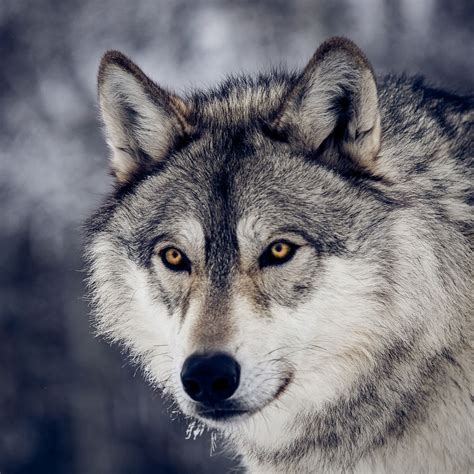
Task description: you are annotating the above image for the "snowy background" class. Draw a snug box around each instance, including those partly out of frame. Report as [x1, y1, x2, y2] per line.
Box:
[0, 1, 472, 473]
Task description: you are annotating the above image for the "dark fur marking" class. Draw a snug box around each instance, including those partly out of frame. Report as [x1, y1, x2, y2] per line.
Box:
[413, 162, 429, 174]
[179, 290, 191, 325]
[292, 284, 312, 296]
[259, 119, 290, 143]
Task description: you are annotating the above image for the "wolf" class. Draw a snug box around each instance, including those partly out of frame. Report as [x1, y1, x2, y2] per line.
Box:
[85, 37, 473, 473]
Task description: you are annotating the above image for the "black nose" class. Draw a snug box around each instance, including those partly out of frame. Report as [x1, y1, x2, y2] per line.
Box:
[181, 352, 240, 404]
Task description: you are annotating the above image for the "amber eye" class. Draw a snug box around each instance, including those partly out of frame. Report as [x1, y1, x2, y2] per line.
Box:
[160, 247, 191, 272]
[260, 240, 298, 268]
[165, 248, 182, 265]
[271, 242, 291, 259]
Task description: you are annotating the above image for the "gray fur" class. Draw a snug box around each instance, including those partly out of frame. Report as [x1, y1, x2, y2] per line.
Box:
[85, 37, 473, 473]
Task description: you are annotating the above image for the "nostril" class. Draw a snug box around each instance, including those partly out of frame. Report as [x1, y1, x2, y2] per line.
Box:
[212, 376, 231, 394]
[183, 378, 202, 399]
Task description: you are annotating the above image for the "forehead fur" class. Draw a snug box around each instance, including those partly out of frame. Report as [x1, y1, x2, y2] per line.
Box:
[87, 67, 398, 253]
[186, 72, 297, 129]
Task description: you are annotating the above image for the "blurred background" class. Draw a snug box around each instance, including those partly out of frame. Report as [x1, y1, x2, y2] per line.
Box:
[0, 1, 472, 473]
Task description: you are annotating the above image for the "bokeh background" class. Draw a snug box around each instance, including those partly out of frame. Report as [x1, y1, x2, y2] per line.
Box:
[0, 1, 472, 473]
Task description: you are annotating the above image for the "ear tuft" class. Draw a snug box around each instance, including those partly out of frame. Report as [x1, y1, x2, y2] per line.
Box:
[273, 37, 381, 176]
[98, 51, 192, 184]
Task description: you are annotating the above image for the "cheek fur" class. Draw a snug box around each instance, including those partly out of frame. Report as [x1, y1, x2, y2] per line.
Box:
[256, 252, 322, 309]
[89, 239, 175, 383]
[147, 259, 193, 316]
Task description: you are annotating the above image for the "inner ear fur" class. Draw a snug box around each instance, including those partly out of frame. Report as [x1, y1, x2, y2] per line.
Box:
[98, 50, 193, 184]
[272, 37, 381, 176]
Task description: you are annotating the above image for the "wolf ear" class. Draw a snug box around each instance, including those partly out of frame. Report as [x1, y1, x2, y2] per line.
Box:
[98, 51, 192, 183]
[272, 37, 381, 176]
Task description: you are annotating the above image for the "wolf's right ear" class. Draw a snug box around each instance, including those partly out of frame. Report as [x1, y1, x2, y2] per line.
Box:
[98, 51, 192, 184]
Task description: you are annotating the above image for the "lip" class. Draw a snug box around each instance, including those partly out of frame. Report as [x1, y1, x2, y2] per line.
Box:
[197, 407, 250, 421]
[194, 373, 294, 422]
[273, 373, 293, 400]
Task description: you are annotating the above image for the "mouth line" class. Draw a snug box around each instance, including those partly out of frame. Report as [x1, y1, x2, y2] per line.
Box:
[273, 372, 294, 402]
[195, 372, 294, 422]
[196, 408, 250, 421]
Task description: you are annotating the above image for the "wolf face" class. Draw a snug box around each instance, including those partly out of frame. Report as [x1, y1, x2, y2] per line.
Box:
[86, 38, 473, 472]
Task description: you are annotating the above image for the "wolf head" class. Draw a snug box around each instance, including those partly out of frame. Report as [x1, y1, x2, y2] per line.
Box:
[86, 38, 466, 458]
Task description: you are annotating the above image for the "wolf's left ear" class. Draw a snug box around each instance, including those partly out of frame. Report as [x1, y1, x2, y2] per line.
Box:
[98, 51, 192, 183]
[272, 37, 381, 175]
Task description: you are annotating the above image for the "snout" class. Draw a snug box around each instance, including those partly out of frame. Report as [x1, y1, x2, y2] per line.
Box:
[179, 351, 294, 422]
[180, 352, 240, 408]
